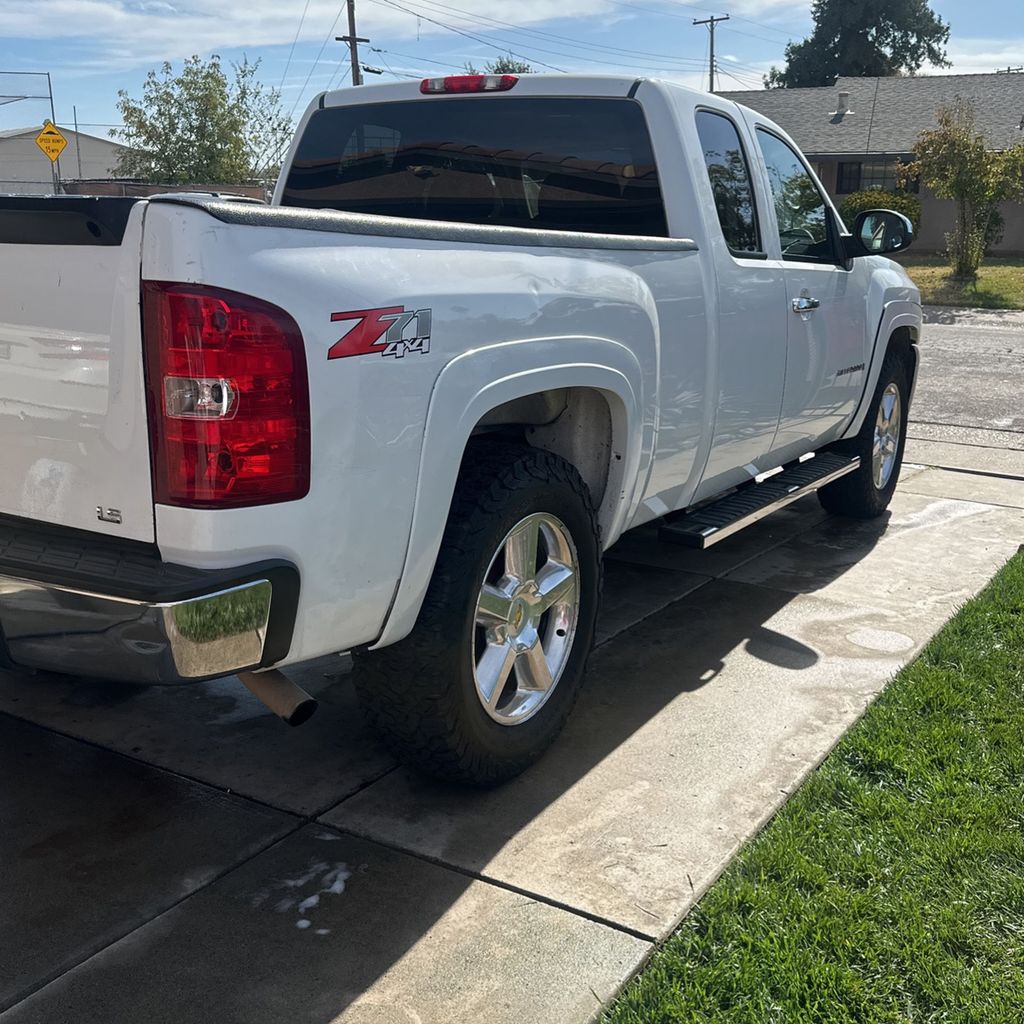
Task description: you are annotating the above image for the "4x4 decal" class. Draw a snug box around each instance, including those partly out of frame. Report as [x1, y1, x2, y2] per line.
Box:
[328, 305, 432, 360]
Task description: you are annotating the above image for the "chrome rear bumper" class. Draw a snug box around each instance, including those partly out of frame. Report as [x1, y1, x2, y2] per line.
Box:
[0, 515, 298, 684]
[0, 576, 276, 683]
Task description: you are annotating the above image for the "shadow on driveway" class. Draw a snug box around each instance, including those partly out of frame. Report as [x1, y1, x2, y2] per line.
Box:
[2, 506, 910, 1022]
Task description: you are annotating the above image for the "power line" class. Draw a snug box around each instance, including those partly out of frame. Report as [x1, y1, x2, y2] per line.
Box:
[278, 0, 777, 105]
[383, 0, 711, 67]
[259, 62, 346, 183]
[406, 0, 772, 76]
[371, 46, 462, 70]
[366, 0, 568, 71]
[324, 62, 353, 96]
[716, 65, 761, 91]
[366, 0, 776, 77]
[279, 0, 313, 90]
[287, 3, 348, 119]
[368, 0, 723, 73]
[381, 41, 763, 82]
[718, 23, 791, 48]
[372, 50, 421, 79]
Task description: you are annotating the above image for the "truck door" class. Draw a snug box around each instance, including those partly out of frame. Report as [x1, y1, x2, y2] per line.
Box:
[690, 108, 789, 498]
[751, 127, 870, 454]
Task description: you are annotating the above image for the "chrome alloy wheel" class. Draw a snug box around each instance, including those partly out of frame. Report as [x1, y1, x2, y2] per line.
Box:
[872, 382, 902, 490]
[472, 512, 580, 726]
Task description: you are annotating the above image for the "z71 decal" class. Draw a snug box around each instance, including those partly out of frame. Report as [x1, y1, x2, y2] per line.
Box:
[328, 305, 433, 360]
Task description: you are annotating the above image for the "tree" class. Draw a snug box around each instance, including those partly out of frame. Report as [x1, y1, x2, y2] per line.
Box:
[485, 54, 534, 75]
[464, 54, 534, 75]
[902, 99, 1024, 278]
[765, 0, 950, 88]
[112, 55, 291, 185]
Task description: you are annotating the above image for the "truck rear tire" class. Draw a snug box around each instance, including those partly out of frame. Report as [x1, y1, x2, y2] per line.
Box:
[817, 346, 910, 519]
[353, 443, 601, 786]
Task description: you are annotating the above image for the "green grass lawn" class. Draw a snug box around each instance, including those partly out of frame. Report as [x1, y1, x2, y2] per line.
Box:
[605, 551, 1024, 1024]
[897, 256, 1024, 310]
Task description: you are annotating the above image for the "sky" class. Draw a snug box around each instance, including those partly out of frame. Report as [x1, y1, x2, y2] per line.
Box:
[0, 0, 1021, 138]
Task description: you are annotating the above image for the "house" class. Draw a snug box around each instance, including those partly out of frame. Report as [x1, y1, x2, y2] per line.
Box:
[718, 73, 1024, 254]
[0, 126, 128, 195]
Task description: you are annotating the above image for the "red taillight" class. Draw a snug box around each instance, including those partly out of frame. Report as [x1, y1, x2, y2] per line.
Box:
[142, 281, 310, 508]
[419, 74, 518, 94]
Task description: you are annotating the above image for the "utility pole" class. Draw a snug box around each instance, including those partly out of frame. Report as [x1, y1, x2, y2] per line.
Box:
[46, 71, 61, 192]
[336, 0, 369, 86]
[693, 13, 729, 93]
[72, 105, 83, 179]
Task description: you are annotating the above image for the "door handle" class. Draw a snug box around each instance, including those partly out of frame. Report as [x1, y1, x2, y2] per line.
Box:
[792, 296, 821, 313]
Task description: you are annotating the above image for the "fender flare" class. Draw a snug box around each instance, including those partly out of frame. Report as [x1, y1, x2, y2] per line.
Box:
[372, 336, 650, 649]
[842, 299, 922, 440]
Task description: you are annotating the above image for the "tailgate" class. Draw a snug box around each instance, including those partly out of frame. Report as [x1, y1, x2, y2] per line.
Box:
[0, 196, 155, 543]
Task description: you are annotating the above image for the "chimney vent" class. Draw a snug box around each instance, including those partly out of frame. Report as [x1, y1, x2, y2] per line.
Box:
[829, 90, 853, 120]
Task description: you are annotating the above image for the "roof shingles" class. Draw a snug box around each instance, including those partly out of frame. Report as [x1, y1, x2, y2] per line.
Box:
[718, 73, 1024, 156]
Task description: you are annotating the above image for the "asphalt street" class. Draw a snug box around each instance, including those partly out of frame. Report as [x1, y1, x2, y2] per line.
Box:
[910, 307, 1024, 446]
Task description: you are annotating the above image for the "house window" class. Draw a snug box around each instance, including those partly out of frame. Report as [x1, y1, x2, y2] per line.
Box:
[860, 161, 900, 190]
[837, 162, 861, 193]
[837, 159, 918, 194]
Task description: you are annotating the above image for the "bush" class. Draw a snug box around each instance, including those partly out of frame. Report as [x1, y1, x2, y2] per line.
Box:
[839, 188, 922, 234]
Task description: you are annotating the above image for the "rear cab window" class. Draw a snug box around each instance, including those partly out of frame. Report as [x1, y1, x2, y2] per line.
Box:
[694, 109, 763, 257]
[282, 97, 668, 237]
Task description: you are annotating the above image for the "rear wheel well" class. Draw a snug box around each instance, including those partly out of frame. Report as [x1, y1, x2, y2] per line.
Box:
[468, 387, 627, 543]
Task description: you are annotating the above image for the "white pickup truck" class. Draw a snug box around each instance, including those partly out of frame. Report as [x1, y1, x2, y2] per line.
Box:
[0, 73, 921, 783]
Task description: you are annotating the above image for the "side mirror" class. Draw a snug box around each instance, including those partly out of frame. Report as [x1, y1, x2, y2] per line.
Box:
[844, 209, 914, 258]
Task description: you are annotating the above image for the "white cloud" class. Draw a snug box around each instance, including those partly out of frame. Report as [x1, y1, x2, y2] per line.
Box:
[940, 37, 1024, 75]
[0, 0, 625, 65]
[727, 0, 807, 19]
[3, 1, 1016, 87]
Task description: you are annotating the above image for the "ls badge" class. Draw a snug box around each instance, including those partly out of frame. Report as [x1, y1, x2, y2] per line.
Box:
[328, 306, 432, 360]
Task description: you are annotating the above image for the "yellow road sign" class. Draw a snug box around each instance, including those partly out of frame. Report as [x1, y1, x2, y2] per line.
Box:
[35, 122, 67, 163]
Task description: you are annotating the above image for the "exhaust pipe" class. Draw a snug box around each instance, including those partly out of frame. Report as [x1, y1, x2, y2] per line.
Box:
[237, 669, 318, 727]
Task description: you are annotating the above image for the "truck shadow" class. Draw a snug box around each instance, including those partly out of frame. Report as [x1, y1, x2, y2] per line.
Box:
[1, 501, 899, 1020]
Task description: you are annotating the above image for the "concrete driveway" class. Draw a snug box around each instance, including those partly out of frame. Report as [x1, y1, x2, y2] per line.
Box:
[3, 307, 1023, 1024]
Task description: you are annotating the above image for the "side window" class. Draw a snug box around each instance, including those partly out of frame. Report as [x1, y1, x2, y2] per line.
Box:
[756, 129, 835, 263]
[695, 110, 761, 255]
